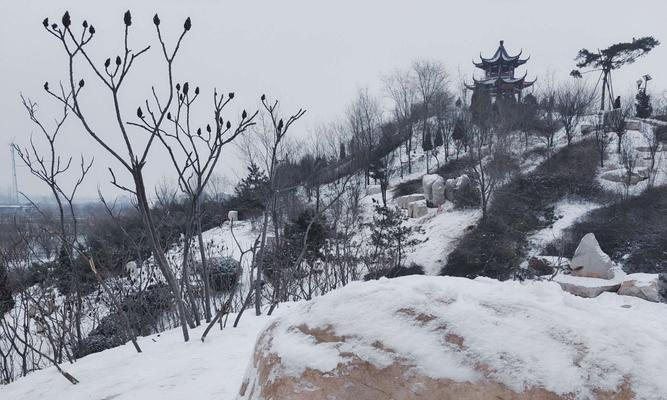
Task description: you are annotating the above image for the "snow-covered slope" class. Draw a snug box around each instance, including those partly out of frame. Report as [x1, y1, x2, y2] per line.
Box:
[0, 310, 283, 400]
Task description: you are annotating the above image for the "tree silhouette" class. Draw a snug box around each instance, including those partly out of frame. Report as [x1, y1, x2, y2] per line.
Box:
[573, 37, 659, 110]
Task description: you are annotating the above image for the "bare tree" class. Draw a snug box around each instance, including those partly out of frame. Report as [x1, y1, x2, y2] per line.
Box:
[134, 82, 257, 324]
[593, 116, 613, 167]
[606, 104, 632, 153]
[556, 80, 593, 145]
[643, 125, 663, 187]
[346, 87, 382, 185]
[383, 69, 417, 174]
[620, 137, 639, 199]
[413, 60, 448, 146]
[41, 10, 196, 341]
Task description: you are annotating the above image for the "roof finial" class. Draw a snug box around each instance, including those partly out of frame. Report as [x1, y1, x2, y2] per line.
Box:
[500, 40, 504, 47]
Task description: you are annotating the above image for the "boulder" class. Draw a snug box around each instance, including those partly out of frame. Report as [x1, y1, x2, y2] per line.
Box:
[422, 174, 443, 202]
[570, 233, 615, 279]
[618, 273, 663, 302]
[626, 120, 640, 131]
[444, 178, 457, 201]
[395, 194, 425, 210]
[553, 276, 622, 298]
[238, 276, 667, 400]
[228, 210, 239, 222]
[456, 174, 471, 190]
[407, 199, 428, 218]
[431, 180, 446, 206]
[366, 184, 382, 196]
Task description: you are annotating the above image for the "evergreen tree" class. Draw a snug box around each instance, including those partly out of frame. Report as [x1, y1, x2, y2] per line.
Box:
[635, 89, 652, 118]
[433, 125, 444, 148]
[339, 142, 346, 160]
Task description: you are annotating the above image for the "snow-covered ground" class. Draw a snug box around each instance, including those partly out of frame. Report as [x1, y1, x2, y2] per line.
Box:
[0, 309, 283, 400]
[403, 204, 480, 275]
[526, 198, 602, 258]
[6, 276, 667, 400]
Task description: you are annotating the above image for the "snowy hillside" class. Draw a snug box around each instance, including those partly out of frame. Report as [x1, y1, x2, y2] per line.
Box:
[0, 310, 282, 400]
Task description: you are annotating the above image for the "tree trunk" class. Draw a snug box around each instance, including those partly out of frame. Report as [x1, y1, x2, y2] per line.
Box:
[133, 168, 191, 341]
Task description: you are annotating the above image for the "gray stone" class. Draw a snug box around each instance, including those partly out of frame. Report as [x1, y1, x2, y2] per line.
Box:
[395, 194, 425, 210]
[444, 178, 457, 201]
[422, 174, 443, 202]
[570, 233, 615, 279]
[556, 280, 621, 298]
[618, 273, 662, 302]
[408, 199, 428, 218]
[431, 180, 446, 206]
[228, 210, 239, 222]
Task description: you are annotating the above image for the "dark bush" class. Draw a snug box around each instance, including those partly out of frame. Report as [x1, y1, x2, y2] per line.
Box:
[544, 186, 667, 273]
[452, 179, 481, 209]
[203, 257, 239, 293]
[392, 178, 422, 198]
[443, 139, 602, 280]
[435, 156, 475, 180]
[75, 284, 173, 358]
[0, 264, 14, 317]
[364, 263, 425, 281]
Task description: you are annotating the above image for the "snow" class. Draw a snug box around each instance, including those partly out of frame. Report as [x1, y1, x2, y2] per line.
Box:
[403, 203, 480, 275]
[526, 199, 601, 257]
[253, 275, 667, 399]
[0, 310, 283, 400]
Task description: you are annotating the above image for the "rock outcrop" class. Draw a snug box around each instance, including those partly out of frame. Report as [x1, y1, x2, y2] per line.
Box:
[407, 199, 428, 218]
[395, 193, 425, 210]
[570, 233, 615, 279]
[237, 276, 667, 400]
[618, 273, 663, 303]
[422, 174, 444, 203]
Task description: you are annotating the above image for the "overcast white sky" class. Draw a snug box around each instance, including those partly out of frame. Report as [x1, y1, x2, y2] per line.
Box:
[1, 0, 665, 200]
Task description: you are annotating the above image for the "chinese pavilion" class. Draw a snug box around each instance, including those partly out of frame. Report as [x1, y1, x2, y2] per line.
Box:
[465, 40, 536, 100]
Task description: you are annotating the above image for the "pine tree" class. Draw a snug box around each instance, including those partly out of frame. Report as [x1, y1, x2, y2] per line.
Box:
[339, 142, 346, 160]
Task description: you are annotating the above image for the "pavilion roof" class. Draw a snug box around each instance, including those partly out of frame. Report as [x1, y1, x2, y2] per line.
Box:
[473, 40, 529, 69]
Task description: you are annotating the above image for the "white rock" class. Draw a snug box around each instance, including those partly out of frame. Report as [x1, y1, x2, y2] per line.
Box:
[431, 180, 446, 206]
[444, 178, 457, 201]
[618, 273, 662, 302]
[551, 267, 625, 298]
[570, 233, 615, 279]
[394, 194, 425, 209]
[421, 174, 443, 202]
[228, 210, 239, 222]
[407, 199, 428, 218]
[366, 184, 381, 196]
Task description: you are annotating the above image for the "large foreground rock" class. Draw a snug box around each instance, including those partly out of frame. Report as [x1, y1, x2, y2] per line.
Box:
[570, 233, 615, 279]
[237, 276, 667, 400]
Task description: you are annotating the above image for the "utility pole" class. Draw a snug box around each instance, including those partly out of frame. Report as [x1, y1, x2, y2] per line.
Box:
[10, 144, 19, 204]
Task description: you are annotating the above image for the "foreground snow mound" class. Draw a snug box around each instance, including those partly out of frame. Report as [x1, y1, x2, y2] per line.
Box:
[238, 276, 667, 400]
